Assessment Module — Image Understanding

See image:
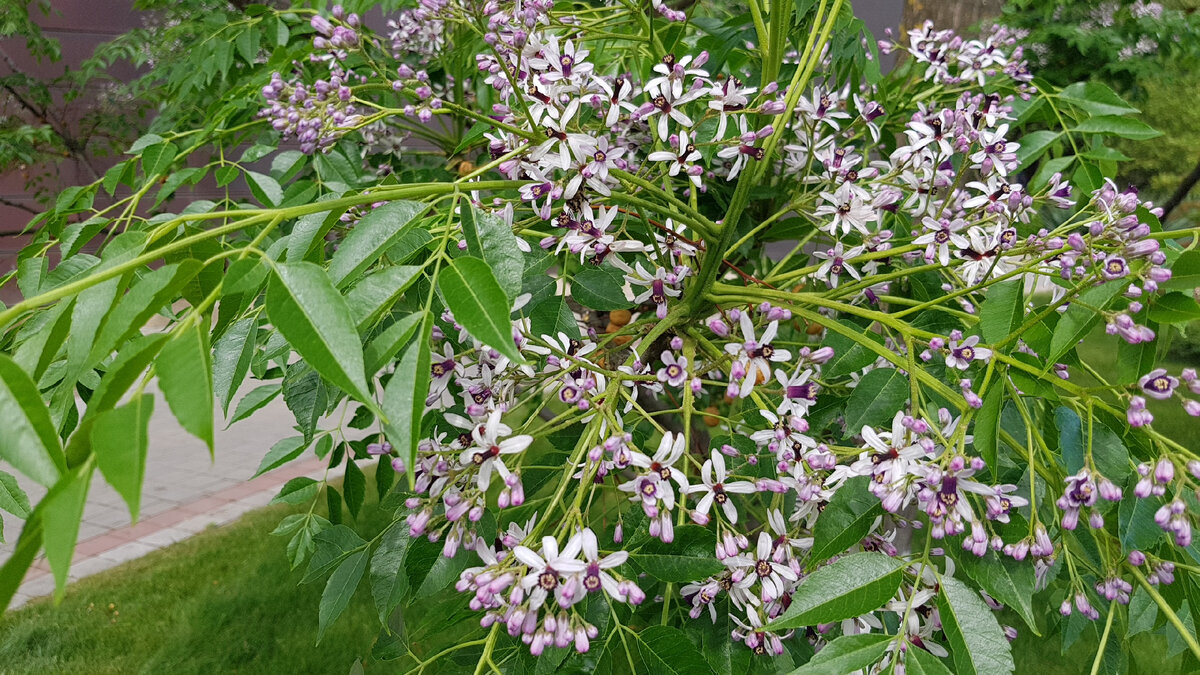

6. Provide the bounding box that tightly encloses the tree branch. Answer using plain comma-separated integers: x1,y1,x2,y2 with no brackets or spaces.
1160,154,1200,223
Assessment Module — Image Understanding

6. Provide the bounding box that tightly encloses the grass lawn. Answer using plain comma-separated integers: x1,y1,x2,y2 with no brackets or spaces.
0,498,390,674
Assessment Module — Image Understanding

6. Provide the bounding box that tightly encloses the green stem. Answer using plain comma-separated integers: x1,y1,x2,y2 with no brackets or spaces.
1128,564,1200,661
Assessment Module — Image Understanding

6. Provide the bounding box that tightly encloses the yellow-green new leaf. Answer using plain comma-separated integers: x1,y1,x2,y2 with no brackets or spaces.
43,461,95,600
158,323,214,453
0,354,66,486
92,394,154,522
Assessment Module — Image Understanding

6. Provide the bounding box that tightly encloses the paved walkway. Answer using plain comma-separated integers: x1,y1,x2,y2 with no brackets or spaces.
1,382,325,609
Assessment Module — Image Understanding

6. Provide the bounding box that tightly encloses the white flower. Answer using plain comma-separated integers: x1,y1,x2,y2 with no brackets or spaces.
647,129,703,187
812,243,865,289
684,449,756,524
642,79,703,140
815,182,877,236
459,410,533,491
514,534,586,610
578,528,631,601
913,216,969,266
724,314,791,398
732,532,799,602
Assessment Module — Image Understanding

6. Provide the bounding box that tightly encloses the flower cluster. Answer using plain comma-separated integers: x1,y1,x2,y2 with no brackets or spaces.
248,3,1200,668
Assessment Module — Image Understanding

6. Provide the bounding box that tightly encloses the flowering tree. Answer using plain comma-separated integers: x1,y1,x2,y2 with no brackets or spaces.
1,1,1198,672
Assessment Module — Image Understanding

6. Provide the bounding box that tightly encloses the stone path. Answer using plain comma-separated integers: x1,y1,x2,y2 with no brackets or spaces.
1,382,321,609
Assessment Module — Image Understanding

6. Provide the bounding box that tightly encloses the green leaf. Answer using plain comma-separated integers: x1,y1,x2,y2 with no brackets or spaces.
975,387,1002,480
344,458,365,519
383,315,432,488
215,165,239,187
906,647,956,675
1073,116,1161,141
788,633,891,674
228,383,281,426
1162,251,1200,293
87,335,168,418
0,354,66,486
283,363,329,444
1047,282,1127,366
937,575,1015,675
212,316,258,416
286,205,341,263
451,120,491,156
635,625,716,675
955,549,1038,635
387,227,434,266
0,470,31,518
1119,495,1163,554
328,201,427,288
1117,324,1157,385
979,279,1023,345
13,300,72,382
271,476,319,505
304,524,368,583
375,454,394,499
571,266,631,310
1030,155,1075,191
66,233,147,379
460,204,524,300
267,263,373,403
1055,406,1084,474
245,170,283,207
843,368,908,433
158,323,215,453
365,312,425,376
821,324,885,378
254,436,308,478
91,394,154,521
1014,130,1060,171
43,463,94,599
633,549,725,584
767,552,903,630
1091,422,1129,483
1148,292,1200,324
1057,82,1139,117
140,141,178,178
1126,588,1157,636
370,525,410,622
438,256,523,363
89,261,202,365
346,265,423,331
809,476,882,565
318,549,368,642
528,295,580,340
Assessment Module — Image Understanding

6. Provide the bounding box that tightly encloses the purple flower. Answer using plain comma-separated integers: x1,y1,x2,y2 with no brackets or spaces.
1139,369,1179,400
945,335,992,370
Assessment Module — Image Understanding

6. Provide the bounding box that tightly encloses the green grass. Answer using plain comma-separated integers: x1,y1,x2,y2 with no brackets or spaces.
0,499,390,674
